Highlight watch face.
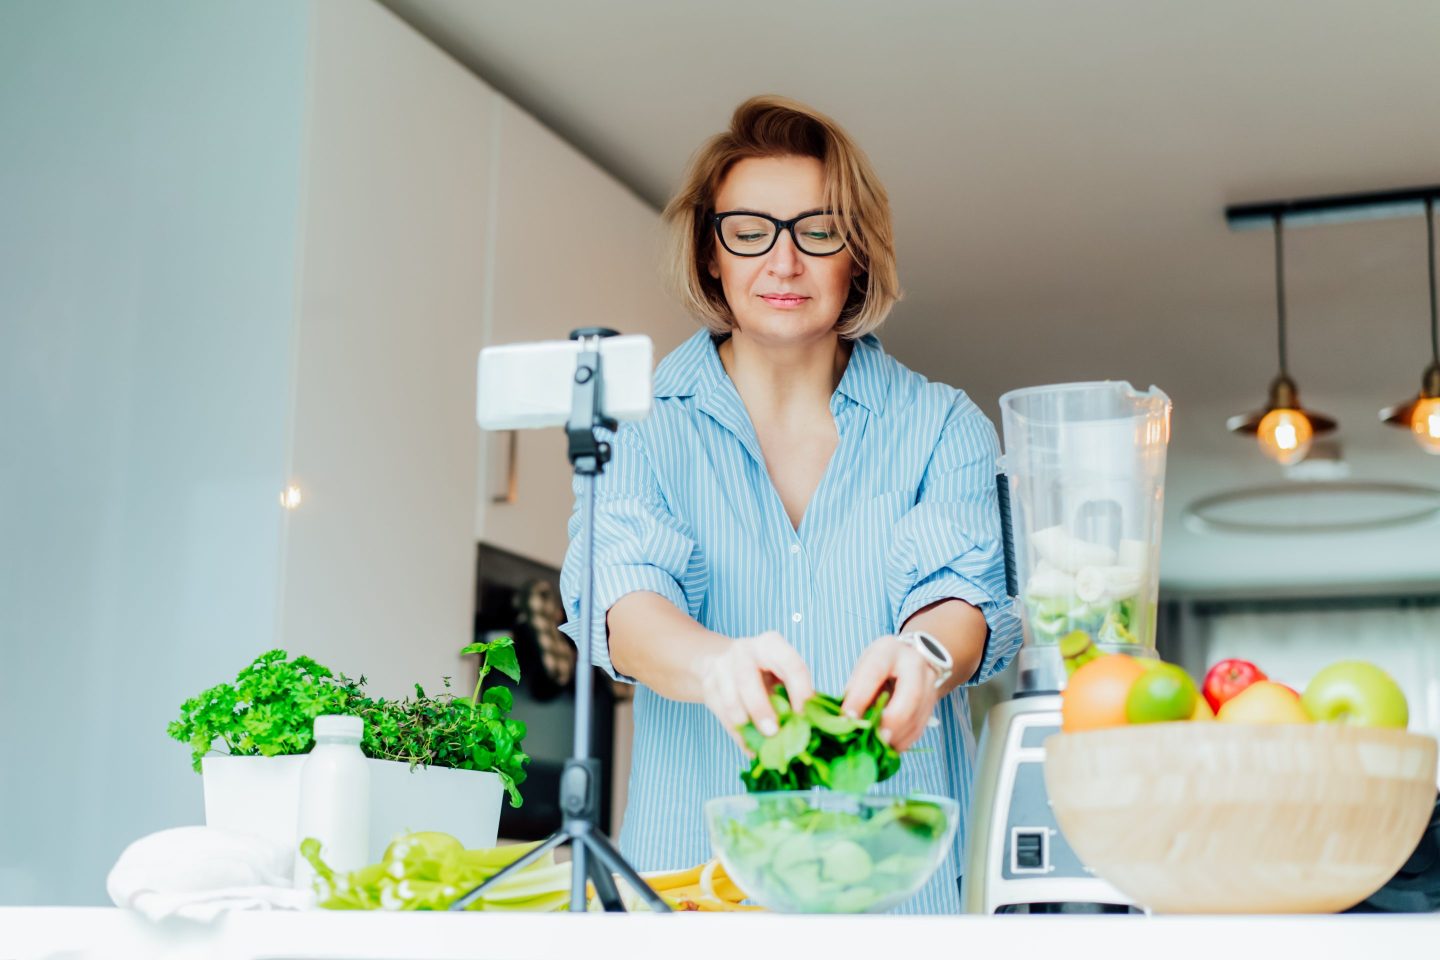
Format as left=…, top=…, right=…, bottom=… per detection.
left=914, top=632, right=952, bottom=668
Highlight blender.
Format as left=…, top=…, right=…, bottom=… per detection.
left=962, top=381, right=1171, bottom=914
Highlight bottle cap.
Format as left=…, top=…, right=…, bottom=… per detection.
left=313, top=714, right=364, bottom=741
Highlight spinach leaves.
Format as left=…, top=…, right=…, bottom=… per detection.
left=713, top=793, right=957, bottom=913
left=739, top=690, right=900, bottom=794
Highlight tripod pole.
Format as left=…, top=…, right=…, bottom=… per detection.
left=450, top=328, right=669, bottom=914
left=569, top=470, right=598, bottom=912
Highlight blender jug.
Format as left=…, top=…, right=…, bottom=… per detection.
left=963, top=380, right=1171, bottom=914
left=1000, top=381, right=1172, bottom=693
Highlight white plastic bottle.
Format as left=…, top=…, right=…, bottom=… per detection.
left=294, top=715, right=371, bottom=892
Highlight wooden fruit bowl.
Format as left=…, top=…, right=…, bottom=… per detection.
left=1043, top=723, right=1438, bottom=913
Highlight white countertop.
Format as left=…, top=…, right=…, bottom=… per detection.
left=3, top=908, right=1437, bottom=960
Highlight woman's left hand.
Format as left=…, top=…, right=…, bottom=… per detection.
left=841, top=636, right=941, bottom=752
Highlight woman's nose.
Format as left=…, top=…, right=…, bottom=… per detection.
left=766, top=229, right=803, bottom=278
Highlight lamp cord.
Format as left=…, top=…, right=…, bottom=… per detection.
left=1427, top=197, right=1437, bottom=366
left=1274, top=213, right=1289, bottom=377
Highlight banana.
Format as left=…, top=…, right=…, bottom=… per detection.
left=639, top=864, right=705, bottom=891
left=588, top=858, right=761, bottom=912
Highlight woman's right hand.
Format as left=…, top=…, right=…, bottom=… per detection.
left=697, top=630, right=815, bottom=746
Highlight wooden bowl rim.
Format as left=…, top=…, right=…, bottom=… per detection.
left=1048, top=723, right=1435, bottom=749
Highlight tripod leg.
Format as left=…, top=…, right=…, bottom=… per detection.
left=583, top=830, right=672, bottom=913
left=447, top=829, right=570, bottom=911
left=570, top=840, right=589, bottom=913
left=583, top=843, right=626, bottom=912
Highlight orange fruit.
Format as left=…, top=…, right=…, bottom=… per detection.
left=1061, top=654, right=1147, bottom=732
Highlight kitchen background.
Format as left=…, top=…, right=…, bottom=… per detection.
left=2, top=0, right=1438, bottom=907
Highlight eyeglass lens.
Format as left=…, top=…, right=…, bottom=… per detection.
left=718, top=213, right=845, bottom=256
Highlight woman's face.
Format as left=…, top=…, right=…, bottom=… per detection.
left=709, top=155, right=860, bottom=346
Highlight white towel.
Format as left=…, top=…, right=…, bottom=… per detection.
left=107, top=825, right=316, bottom=922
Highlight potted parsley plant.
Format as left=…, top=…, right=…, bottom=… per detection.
left=168, top=639, right=529, bottom=861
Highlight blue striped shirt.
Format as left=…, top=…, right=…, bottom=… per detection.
left=559, top=329, right=1022, bottom=914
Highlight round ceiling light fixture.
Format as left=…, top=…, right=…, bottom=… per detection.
left=1183, top=481, right=1440, bottom=535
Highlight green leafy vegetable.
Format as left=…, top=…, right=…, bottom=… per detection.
left=715, top=794, right=954, bottom=913
left=167, top=641, right=530, bottom=806
left=166, top=651, right=354, bottom=769
left=1024, top=592, right=1142, bottom=648
left=355, top=637, right=530, bottom=807
left=739, top=691, right=899, bottom=794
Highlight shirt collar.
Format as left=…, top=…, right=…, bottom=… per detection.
left=653, top=329, right=889, bottom=416
left=834, top=333, right=888, bottom=415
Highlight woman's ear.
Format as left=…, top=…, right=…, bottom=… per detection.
left=707, top=255, right=720, bottom=280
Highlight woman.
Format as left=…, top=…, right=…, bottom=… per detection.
left=559, top=95, right=1021, bottom=913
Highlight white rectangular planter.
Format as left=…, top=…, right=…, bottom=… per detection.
left=202, top=755, right=504, bottom=867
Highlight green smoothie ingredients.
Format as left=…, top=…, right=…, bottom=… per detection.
left=738, top=690, right=900, bottom=794
left=707, top=792, right=958, bottom=913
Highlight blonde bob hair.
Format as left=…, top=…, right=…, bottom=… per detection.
left=661, top=95, right=901, bottom=340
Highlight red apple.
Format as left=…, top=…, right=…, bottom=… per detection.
left=1202, top=658, right=1268, bottom=713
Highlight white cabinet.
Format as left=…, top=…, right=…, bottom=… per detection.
left=279, top=0, right=496, bottom=694
left=282, top=0, right=692, bottom=679
left=477, top=99, right=689, bottom=568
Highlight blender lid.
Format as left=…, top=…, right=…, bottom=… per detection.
left=1000, top=380, right=1171, bottom=417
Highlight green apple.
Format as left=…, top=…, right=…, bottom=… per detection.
left=1301, top=661, right=1409, bottom=729
left=1125, top=662, right=1198, bottom=724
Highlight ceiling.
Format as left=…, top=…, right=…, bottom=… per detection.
left=381, top=0, right=1440, bottom=592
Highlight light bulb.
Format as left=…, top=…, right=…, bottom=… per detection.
left=1256, top=408, right=1314, bottom=465
left=1411, top=397, right=1440, bottom=455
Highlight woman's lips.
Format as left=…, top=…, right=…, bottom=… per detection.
left=760, top=294, right=810, bottom=309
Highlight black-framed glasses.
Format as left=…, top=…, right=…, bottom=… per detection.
left=711, top=209, right=847, bottom=257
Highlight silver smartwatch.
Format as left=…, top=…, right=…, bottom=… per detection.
left=896, top=631, right=953, bottom=689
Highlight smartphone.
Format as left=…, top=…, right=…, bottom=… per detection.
left=476, top=334, right=654, bottom=431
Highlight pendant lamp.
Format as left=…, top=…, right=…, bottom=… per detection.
left=1227, top=214, right=1337, bottom=465
left=1378, top=197, right=1440, bottom=454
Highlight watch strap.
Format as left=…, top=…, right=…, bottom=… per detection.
left=897, top=631, right=953, bottom=689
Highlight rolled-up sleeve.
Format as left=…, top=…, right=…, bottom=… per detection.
left=558, top=422, right=707, bottom=683
left=885, top=399, right=1022, bottom=686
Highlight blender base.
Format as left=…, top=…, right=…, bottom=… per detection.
left=961, top=694, right=1143, bottom=915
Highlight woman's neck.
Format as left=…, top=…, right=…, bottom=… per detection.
left=717, top=329, right=852, bottom=425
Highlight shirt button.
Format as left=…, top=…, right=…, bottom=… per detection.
left=791, top=612, right=803, bottom=624
left=789, top=543, right=801, bottom=555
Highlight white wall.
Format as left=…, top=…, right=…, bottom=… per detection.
left=0, top=0, right=672, bottom=905
left=0, top=0, right=309, bottom=905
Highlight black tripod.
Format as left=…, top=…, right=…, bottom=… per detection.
left=451, top=328, right=670, bottom=914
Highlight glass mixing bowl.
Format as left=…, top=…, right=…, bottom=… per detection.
left=704, top=790, right=959, bottom=913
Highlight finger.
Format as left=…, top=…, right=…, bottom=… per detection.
left=735, top=662, right=780, bottom=737
left=892, top=706, right=934, bottom=753
left=704, top=671, right=751, bottom=745
left=842, top=640, right=897, bottom=717
left=755, top=637, right=815, bottom=711
left=881, top=654, right=930, bottom=744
